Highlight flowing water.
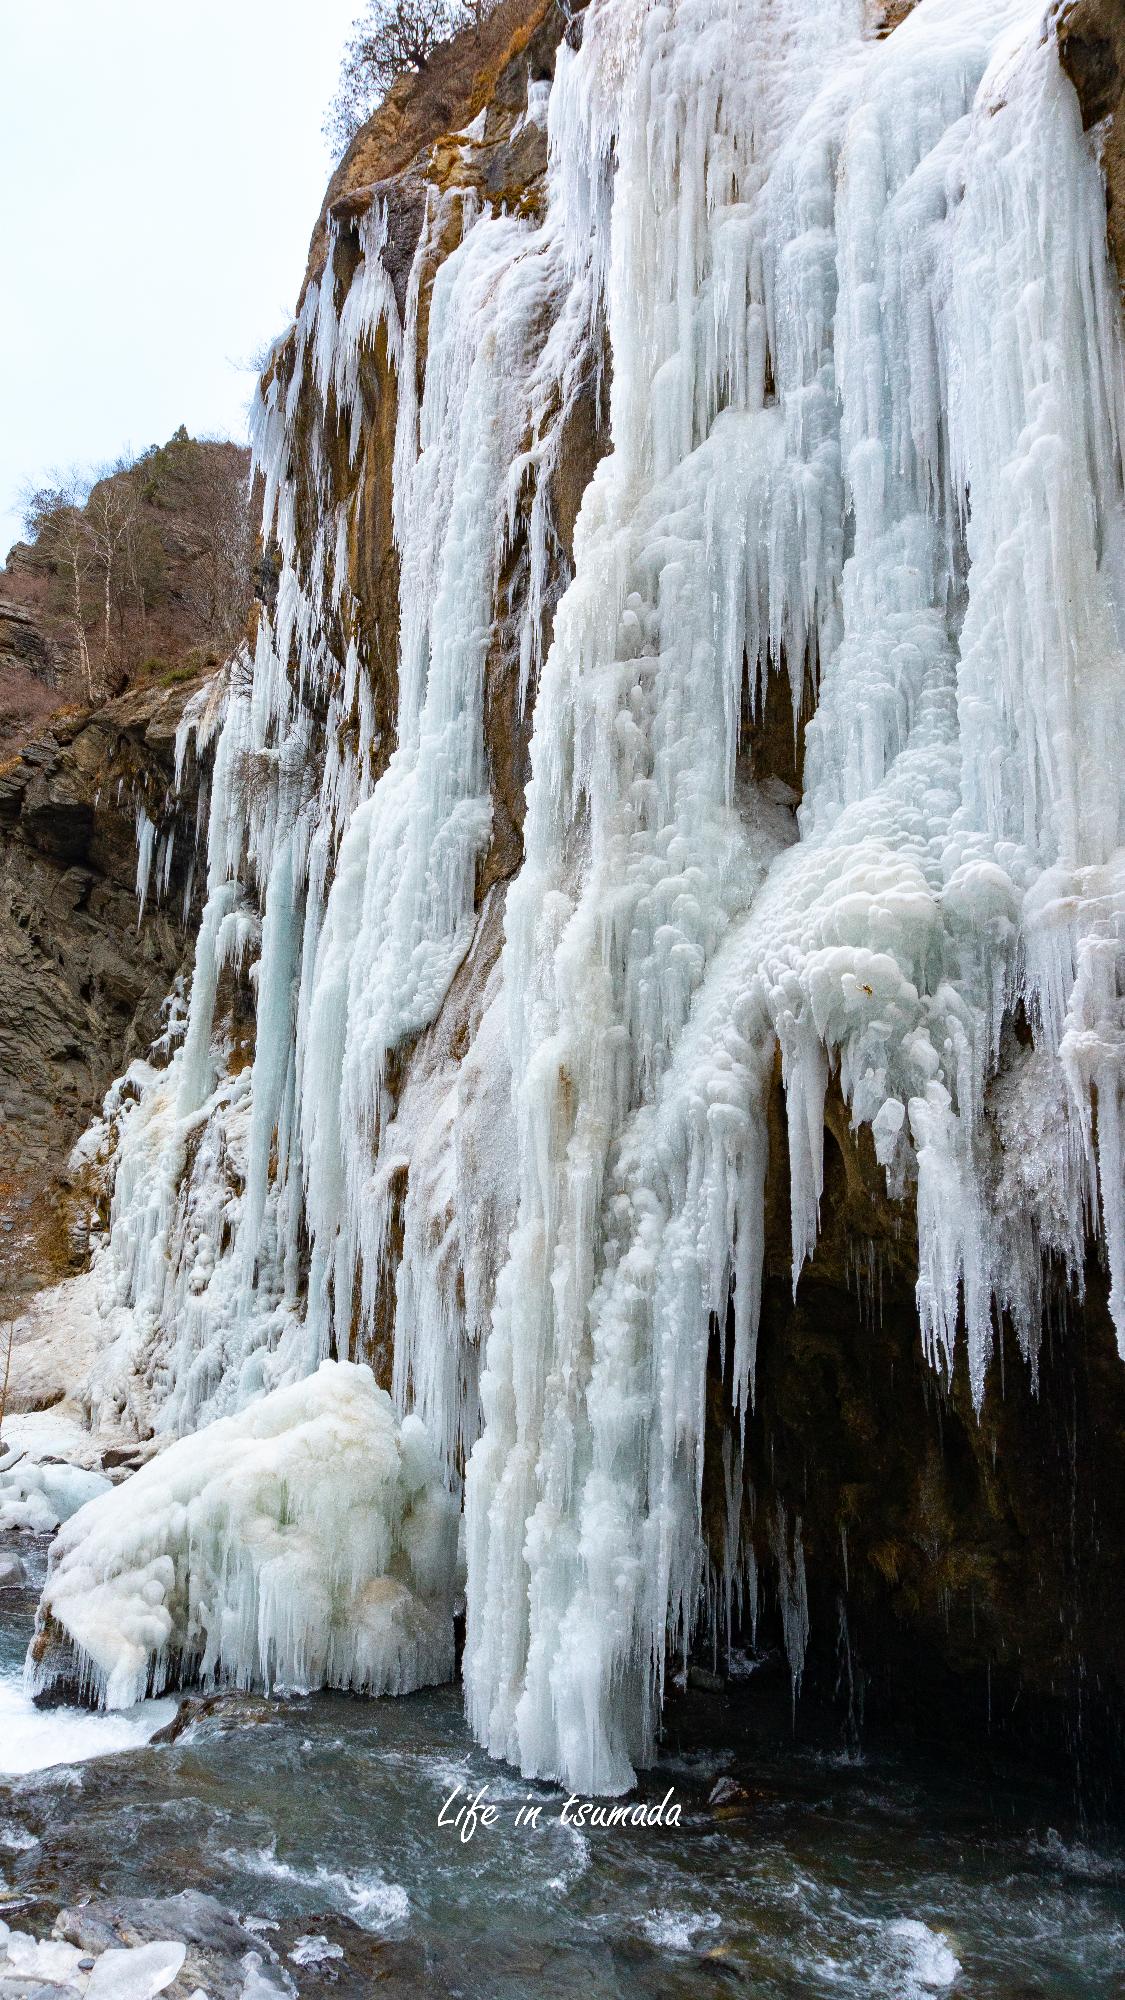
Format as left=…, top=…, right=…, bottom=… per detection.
left=2, top=1537, right=1123, bottom=1997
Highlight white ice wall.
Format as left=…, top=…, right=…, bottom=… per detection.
left=465, top=0, right=1125, bottom=1791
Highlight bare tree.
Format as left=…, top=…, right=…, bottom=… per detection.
left=324, top=0, right=477, bottom=155
left=178, top=445, right=252, bottom=648
left=22, top=474, right=96, bottom=698
left=86, top=468, right=142, bottom=680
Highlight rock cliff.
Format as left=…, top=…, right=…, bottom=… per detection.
left=0, top=680, right=205, bottom=1315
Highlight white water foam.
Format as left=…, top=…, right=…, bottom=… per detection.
left=0, top=1674, right=176, bottom=1777
left=224, top=1844, right=410, bottom=1929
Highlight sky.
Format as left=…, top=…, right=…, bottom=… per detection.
left=0, top=0, right=362, bottom=558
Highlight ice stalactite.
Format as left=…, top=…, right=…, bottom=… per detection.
left=61, top=0, right=1125, bottom=1791
left=297, top=194, right=587, bottom=1375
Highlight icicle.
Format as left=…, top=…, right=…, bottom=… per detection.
left=134, top=807, right=156, bottom=925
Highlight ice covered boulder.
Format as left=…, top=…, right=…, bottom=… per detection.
left=27, top=1360, right=460, bottom=1710
left=0, top=1451, right=111, bottom=1535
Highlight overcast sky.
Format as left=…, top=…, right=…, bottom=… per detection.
left=0, top=0, right=361, bottom=558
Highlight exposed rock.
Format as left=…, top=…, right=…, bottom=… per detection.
left=866, top=0, right=918, bottom=33
left=702, top=1068, right=1125, bottom=1795
left=53, top=1893, right=279, bottom=2000
left=303, top=0, right=570, bottom=294
left=0, top=679, right=205, bottom=1313
left=1058, top=0, right=1125, bottom=291
left=0, top=600, right=60, bottom=685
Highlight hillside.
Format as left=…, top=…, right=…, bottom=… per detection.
left=0, top=430, right=251, bottom=758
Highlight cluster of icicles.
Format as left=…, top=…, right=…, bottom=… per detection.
left=73, top=0, right=1125, bottom=1792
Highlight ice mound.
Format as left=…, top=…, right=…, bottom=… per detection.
left=28, top=1361, right=460, bottom=1710
left=0, top=1452, right=111, bottom=1535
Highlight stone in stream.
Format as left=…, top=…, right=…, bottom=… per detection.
left=53, top=1893, right=284, bottom=1999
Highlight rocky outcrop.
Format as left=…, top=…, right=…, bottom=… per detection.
left=0, top=431, right=251, bottom=754
left=1059, top=0, right=1125, bottom=292
left=304, top=0, right=566, bottom=293
left=0, top=680, right=205, bottom=1311
left=0, top=590, right=76, bottom=758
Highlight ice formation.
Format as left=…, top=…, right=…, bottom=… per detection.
left=58, top=0, right=1125, bottom=1791
left=0, top=1925, right=189, bottom=2000
left=0, top=1453, right=109, bottom=1536
left=31, top=1361, right=459, bottom=1709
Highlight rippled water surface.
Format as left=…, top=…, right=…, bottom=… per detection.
left=2, top=1534, right=1123, bottom=1997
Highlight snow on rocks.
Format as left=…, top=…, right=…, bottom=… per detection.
left=0, top=1453, right=110, bottom=1536
left=0, top=1892, right=299, bottom=2000
left=28, top=1361, right=459, bottom=1711
left=0, top=1273, right=109, bottom=1436
left=0, top=1922, right=186, bottom=2000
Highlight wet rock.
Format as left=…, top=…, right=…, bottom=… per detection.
left=687, top=1665, right=726, bottom=1695
left=148, top=1688, right=279, bottom=1745
left=55, top=1893, right=278, bottom=2000
left=288, top=1935, right=344, bottom=1967
left=706, top=1776, right=758, bottom=1820
left=26, top=1611, right=83, bottom=1706
left=271, top=1915, right=427, bottom=1999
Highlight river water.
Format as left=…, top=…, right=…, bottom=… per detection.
left=1, top=1534, right=1123, bottom=1997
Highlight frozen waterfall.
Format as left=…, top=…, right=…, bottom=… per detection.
left=60, top=0, right=1125, bottom=1792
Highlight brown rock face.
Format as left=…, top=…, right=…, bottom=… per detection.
left=304, top=0, right=567, bottom=295
left=0, top=679, right=205, bottom=1311
left=704, top=1071, right=1125, bottom=1800
left=0, top=590, right=78, bottom=757
left=1059, top=0, right=1125, bottom=292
